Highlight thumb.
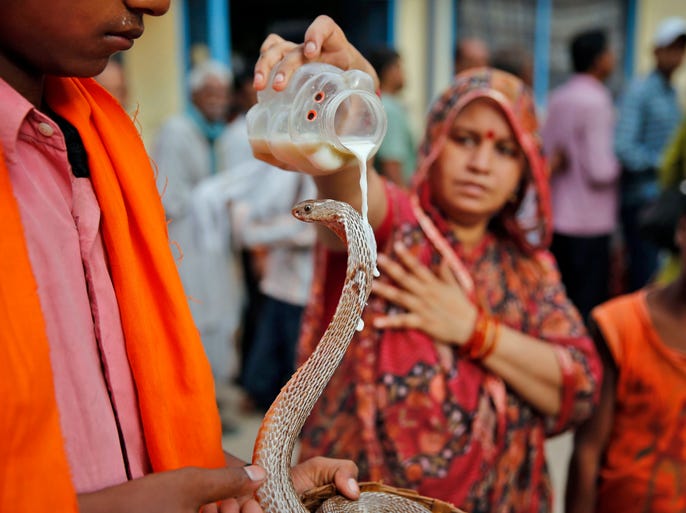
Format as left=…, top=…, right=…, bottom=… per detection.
left=195, top=465, right=266, bottom=506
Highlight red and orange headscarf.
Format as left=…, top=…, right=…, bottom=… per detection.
left=409, top=68, right=552, bottom=296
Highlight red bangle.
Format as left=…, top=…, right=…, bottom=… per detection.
left=479, top=320, right=500, bottom=360
left=460, top=307, right=500, bottom=360
left=460, top=307, right=486, bottom=358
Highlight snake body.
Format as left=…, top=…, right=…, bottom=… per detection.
left=252, top=199, right=430, bottom=513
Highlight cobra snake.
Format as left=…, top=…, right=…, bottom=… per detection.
left=252, top=199, right=431, bottom=513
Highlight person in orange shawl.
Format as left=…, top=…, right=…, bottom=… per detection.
left=253, top=16, right=602, bottom=513
left=566, top=184, right=686, bottom=512
left=0, top=1, right=361, bottom=512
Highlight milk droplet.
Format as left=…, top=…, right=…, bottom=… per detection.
left=356, top=318, right=365, bottom=331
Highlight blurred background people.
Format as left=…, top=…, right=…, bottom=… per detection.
left=225, top=57, right=259, bottom=126
left=202, top=56, right=318, bottom=414
left=366, top=46, right=417, bottom=187
left=215, top=63, right=266, bottom=392
left=94, top=56, right=129, bottom=109
left=614, top=16, right=686, bottom=292
left=453, top=36, right=490, bottom=75
left=217, top=65, right=258, bottom=171
left=153, top=60, right=239, bottom=386
left=491, top=45, right=534, bottom=88
left=233, top=171, right=317, bottom=412
left=565, top=181, right=686, bottom=513
left=542, top=28, right=620, bottom=322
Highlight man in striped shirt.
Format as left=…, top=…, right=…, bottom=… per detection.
left=615, top=16, right=686, bottom=292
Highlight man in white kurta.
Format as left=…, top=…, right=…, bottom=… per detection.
left=153, top=60, right=239, bottom=384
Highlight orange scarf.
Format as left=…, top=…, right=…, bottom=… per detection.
left=0, top=77, right=225, bottom=510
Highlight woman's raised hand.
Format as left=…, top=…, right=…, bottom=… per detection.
left=253, top=15, right=378, bottom=92
left=371, top=242, right=479, bottom=346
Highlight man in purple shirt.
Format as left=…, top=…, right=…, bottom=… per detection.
left=542, top=28, right=620, bottom=321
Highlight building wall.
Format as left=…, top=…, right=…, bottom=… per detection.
left=429, top=0, right=457, bottom=101
left=395, top=0, right=432, bottom=141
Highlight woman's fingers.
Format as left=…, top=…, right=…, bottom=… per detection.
left=372, top=244, right=477, bottom=341
left=258, top=33, right=285, bottom=55
left=375, top=254, right=423, bottom=296
left=253, top=36, right=299, bottom=90
left=371, top=280, right=422, bottom=313
left=253, top=14, right=376, bottom=93
left=253, top=15, right=336, bottom=91
left=392, top=242, right=441, bottom=283
left=373, top=310, right=424, bottom=330
left=375, top=245, right=439, bottom=299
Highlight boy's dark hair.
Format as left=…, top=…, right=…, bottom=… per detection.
left=570, top=29, right=607, bottom=73
left=365, top=46, right=400, bottom=80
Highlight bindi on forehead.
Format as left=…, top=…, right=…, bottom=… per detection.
left=484, top=129, right=495, bottom=140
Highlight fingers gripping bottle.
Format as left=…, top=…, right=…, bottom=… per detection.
left=246, top=63, right=387, bottom=174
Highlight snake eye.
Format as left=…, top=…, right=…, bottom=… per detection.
left=304, top=204, right=313, bottom=213
left=306, top=109, right=317, bottom=121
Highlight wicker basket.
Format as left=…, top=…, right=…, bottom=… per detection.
left=301, top=481, right=466, bottom=513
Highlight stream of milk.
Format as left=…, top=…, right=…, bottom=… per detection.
left=340, top=137, right=380, bottom=280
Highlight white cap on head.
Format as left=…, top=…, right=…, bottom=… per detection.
left=188, top=60, right=233, bottom=93
left=653, top=16, right=686, bottom=48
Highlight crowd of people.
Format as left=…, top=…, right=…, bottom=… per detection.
left=1, top=1, right=686, bottom=512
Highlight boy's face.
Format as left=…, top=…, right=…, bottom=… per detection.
left=0, top=0, right=169, bottom=79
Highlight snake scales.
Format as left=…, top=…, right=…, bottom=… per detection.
left=252, top=199, right=432, bottom=513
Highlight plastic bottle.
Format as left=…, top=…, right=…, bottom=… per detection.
left=246, top=63, right=387, bottom=174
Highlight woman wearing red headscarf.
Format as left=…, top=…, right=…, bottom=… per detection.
left=254, top=16, right=602, bottom=513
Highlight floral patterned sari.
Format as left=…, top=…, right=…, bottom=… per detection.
left=298, top=69, right=601, bottom=513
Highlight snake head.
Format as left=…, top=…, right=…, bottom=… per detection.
left=292, top=199, right=348, bottom=223
left=291, top=199, right=320, bottom=221
left=292, top=198, right=356, bottom=245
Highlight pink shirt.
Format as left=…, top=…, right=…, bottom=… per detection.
left=542, top=74, right=620, bottom=236
left=0, top=78, right=150, bottom=492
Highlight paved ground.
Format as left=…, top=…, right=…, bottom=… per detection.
left=217, top=382, right=264, bottom=463
left=217, top=382, right=573, bottom=513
